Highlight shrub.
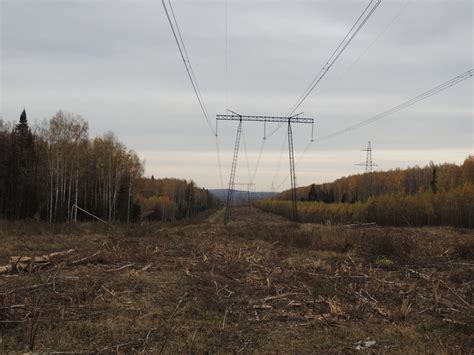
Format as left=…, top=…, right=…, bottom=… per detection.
left=360, top=232, right=417, bottom=261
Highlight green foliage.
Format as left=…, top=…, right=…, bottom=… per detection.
left=0, top=110, right=38, bottom=219
left=307, top=183, right=317, bottom=201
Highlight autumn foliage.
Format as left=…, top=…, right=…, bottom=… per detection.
left=0, top=110, right=217, bottom=222
left=135, top=177, right=219, bottom=221
left=257, top=157, right=474, bottom=227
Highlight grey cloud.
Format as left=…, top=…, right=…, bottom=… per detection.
left=1, top=0, right=472, bottom=188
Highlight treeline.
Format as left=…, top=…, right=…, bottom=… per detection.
left=0, top=110, right=217, bottom=222
left=0, top=110, right=143, bottom=222
left=257, top=182, right=473, bottom=227
left=260, top=157, right=474, bottom=227
left=278, top=157, right=473, bottom=203
left=135, top=177, right=219, bottom=221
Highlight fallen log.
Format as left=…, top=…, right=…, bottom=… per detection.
left=0, top=249, right=75, bottom=275
left=0, top=264, right=14, bottom=274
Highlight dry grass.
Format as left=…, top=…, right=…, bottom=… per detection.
left=0, top=208, right=473, bottom=353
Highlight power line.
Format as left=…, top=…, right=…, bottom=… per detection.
left=168, top=0, right=209, bottom=119
left=241, top=128, right=252, bottom=185
left=163, top=0, right=225, bottom=189
left=217, top=113, right=314, bottom=222
left=274, top=69, right=473, bottom=190
left=275, top=139, right=311, bottom=191
left=271, top=134, right=288, bottom=190
left=250, top=139, right=266, bottom=185
left=225, top=0, right=229, bottom=109
left=269, top=0, right=408, bottom=190
left=215, top=135, right=224, bottom=188
left=223, top=0, right=267, bottom=189
left=315, top=69, right=474, bottom=142
left=270, top=0, right=388, bottom=190
left=266, top=0, right=381, bottom=139
left=277, top=0, right=403, bottom=182
left=339, top=0, right=412, bottom=78
left=289, top=0, right=381, bottom=116
left=162, top=0, right=216, bottom=136
left=268, top=115, right=311, bottom=191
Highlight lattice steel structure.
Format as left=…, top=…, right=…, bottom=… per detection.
left=217, top=111, right=314, bottom=224
left=356, top=141, right=377, bottom=172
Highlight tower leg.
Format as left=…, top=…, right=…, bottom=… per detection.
left=288, top=121, right=298, bottom=221
left=224, top=120, right=242, bottom=224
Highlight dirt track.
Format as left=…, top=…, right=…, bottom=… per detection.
left=0, top=207, right=473, bottom=352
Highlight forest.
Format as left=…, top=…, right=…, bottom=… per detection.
left=135, top=177, right=219, bottom=221
left=258, top=157, right=474, bottom=227
left=0, top=110, right=217, bottom=222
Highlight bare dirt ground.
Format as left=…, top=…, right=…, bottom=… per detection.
left=1, top=207, right=473, bottom=353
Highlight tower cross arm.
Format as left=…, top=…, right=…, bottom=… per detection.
left=218, top=111, right=314, bottom=223
left=355, top=162, right=378, bottom=166
left=216, top=114, right=314, bottom=124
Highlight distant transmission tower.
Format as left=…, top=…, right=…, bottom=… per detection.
left=356, top=141, right=377, bottom=172
left=217, top=111, right=314, bottom=224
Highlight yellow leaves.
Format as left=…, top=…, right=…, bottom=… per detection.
left=257, top=181, right=474, bottom=227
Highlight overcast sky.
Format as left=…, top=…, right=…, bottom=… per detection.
left=1, top=0, right=473, bottom=190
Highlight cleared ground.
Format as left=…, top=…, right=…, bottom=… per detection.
left=1, top=207, right=473, bottom=353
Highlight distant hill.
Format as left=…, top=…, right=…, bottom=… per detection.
left=209, top=189, right=275, bottom=203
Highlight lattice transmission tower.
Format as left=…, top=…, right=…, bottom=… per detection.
left=217, top=111, right=314, bottom=224
left=356, top=141, right=377, bottom=172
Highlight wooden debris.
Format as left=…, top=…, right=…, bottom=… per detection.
left=106, top=263, right=135, bottom=273
left=68, top=251, right=100, bottom=265
left=0, top=249, right=75, bottom=275
left=0, top=264, right=13, bottom=274
left=140, top=263, right=153, bottom=272
left=259, top=292, right=304, bottom=303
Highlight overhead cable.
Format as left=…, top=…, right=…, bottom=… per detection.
left=266, top=0, right=381, bottom=139
left=274, top=69, right=474, bottom=189
left=162, top=0, right=216, bottom=136
left=315, top=69, right=474, bottom=142
left=339, top=0, right=412, bottom=77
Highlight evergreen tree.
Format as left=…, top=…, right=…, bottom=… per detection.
left=0, top=121, right=10, bottom=217
left=307, top=183, right=317, bottom=201
left=7, top=110, right=37, bottom=218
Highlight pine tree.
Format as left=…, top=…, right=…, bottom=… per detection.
left=307, top=184, right=317, bottom=201
left=7, top=109, right=37, bottom=218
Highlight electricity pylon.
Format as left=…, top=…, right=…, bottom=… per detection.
left=355, top=140, right=378, bottom=199
left=217, top=110, right=314, bottom=224
left=356, top=141, right=377, bottom=172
